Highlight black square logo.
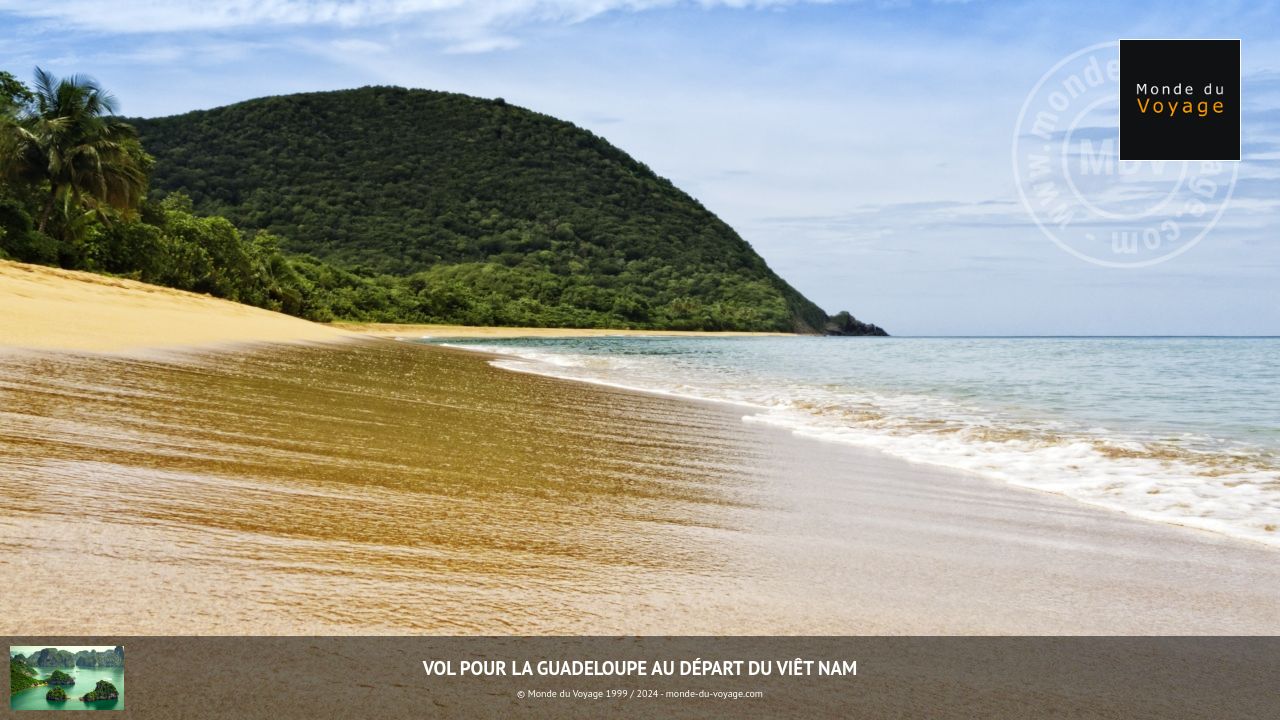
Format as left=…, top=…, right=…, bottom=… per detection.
left=1120, top=39, right=1240, bottom=160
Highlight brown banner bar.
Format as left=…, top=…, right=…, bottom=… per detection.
left=5, top=637, right=1278, bottom=719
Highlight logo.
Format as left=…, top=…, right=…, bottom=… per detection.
left=1120, top=39, right=1240, bottom=161
left=1012, top=41, right=1238, bottom=267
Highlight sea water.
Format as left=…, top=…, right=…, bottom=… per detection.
left=9, top=665, right=123, bottom=711
left=431, top=336, right=1280, bottom=547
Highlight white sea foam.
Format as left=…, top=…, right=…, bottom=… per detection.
left=441, top=340, right=1280, bottom=548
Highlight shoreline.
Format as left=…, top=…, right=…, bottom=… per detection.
left=1, top=338, right=1278, bottom=634
left=1, top=264, right=1277, bottom=634
left=0, top=260, right=795, bottom=354
left=336, top=322, right=797, bottom=340
left=458, top=340, right=1280, bottom=548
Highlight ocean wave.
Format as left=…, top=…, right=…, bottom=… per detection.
left=440, top=341, right=1280, bottom=548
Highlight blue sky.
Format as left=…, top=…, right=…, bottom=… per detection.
left=2, top=0, right=1278, bottom=334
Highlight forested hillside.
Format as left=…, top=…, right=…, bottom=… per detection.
left=3, top=69, right=883, bottom=333
left=130, top=87, right=831, bottom=331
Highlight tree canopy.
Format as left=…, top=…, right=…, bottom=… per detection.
left=7, top=69, right=148, bottom=239
left=131, top=86, right=831, bottom=331
left=2, top=71, right=883, bottom=333
left=81, top=679, right=118, bottom=701
left=9, top=657, right=39, bottom=694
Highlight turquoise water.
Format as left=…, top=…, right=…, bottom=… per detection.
left=10, top=665, right=123, bottom=711
left=430, top=336, right=1280, bottom=546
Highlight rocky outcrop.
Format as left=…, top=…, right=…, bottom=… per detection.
left=81, top=680, right=119, bottom=702
left=27, top=647, right=123, bottom=669
left=74, top=649, right=124, bottom=668
left=825, top=310, right=889, bottom=336
left=26, top=648, right=76, bottom=668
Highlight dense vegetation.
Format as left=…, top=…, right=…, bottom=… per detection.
left=82, top=679, right=118, bottom=701
left=130, top=86, right=839, bottom=331
left=46, top=670, right=74, bottom=685
left=46, top=686, right=67, bottom=702
left=828, top=310, right=887, bottom=336
left=9, top=657, right=38, bottom=694
left=75, top=647, right=124, bottom=668
left=17, top=646, right=123, bottom=669
left=19, top=647, right=76, bottom=668
left=2, top=69, right=883, bottom=333
left=0, top=69, right=386, bottom=323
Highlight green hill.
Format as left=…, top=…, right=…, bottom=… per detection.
left=130, top=87, right=832, bottom=332
left=10, top=657, right=39, bottom=694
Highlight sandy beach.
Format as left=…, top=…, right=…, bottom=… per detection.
left=0, top=260, right=352, bottom=351
left=0, top=260, right=789, bottom=352
left=1, top=262, right=1278, bottom=635
left=337, top=322, right=795, bottom=339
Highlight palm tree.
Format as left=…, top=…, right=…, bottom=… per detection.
left=0, top=71, right=30, bottom=188
left=4, top=67, right=147, bottom=237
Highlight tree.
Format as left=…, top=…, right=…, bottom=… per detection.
left=3, top=68, right=148, bottom=240
left=82, top=679, right=118, bottom=701
left=825, top=310, right=889, bottom=337
left=9, top=658, right=40, bottom=694
left=0, top=70, right=32, bottom=116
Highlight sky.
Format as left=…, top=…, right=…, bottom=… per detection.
left=10, top=646, right=117, bottom=656
left=1, top=0, right=1278, bottom=335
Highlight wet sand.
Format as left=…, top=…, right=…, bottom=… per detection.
left=1, top=338, right=1277, bottom=635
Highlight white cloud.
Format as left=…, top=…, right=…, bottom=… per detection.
left=442, top=36, right=523, bottom=54
left=330, top=38, right=390, bottom=54
left=0, top=1, right=825, bottom=36
left=0, top=1, right=839, bottom=58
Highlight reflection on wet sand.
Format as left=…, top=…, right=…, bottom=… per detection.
left=4, top=338, right=1280, bottom=636
left=0, top=339, right=768, bottom=633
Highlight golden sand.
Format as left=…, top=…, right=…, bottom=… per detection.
left=2, top=338, right=1279, bottom=635
left=0, top=260, right=352, bottom=352
left=0, top=260, right=791, bottom=354
left=338, top=322, right=795, bottom=339
left=2, top=263, right=1278, bottom=635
